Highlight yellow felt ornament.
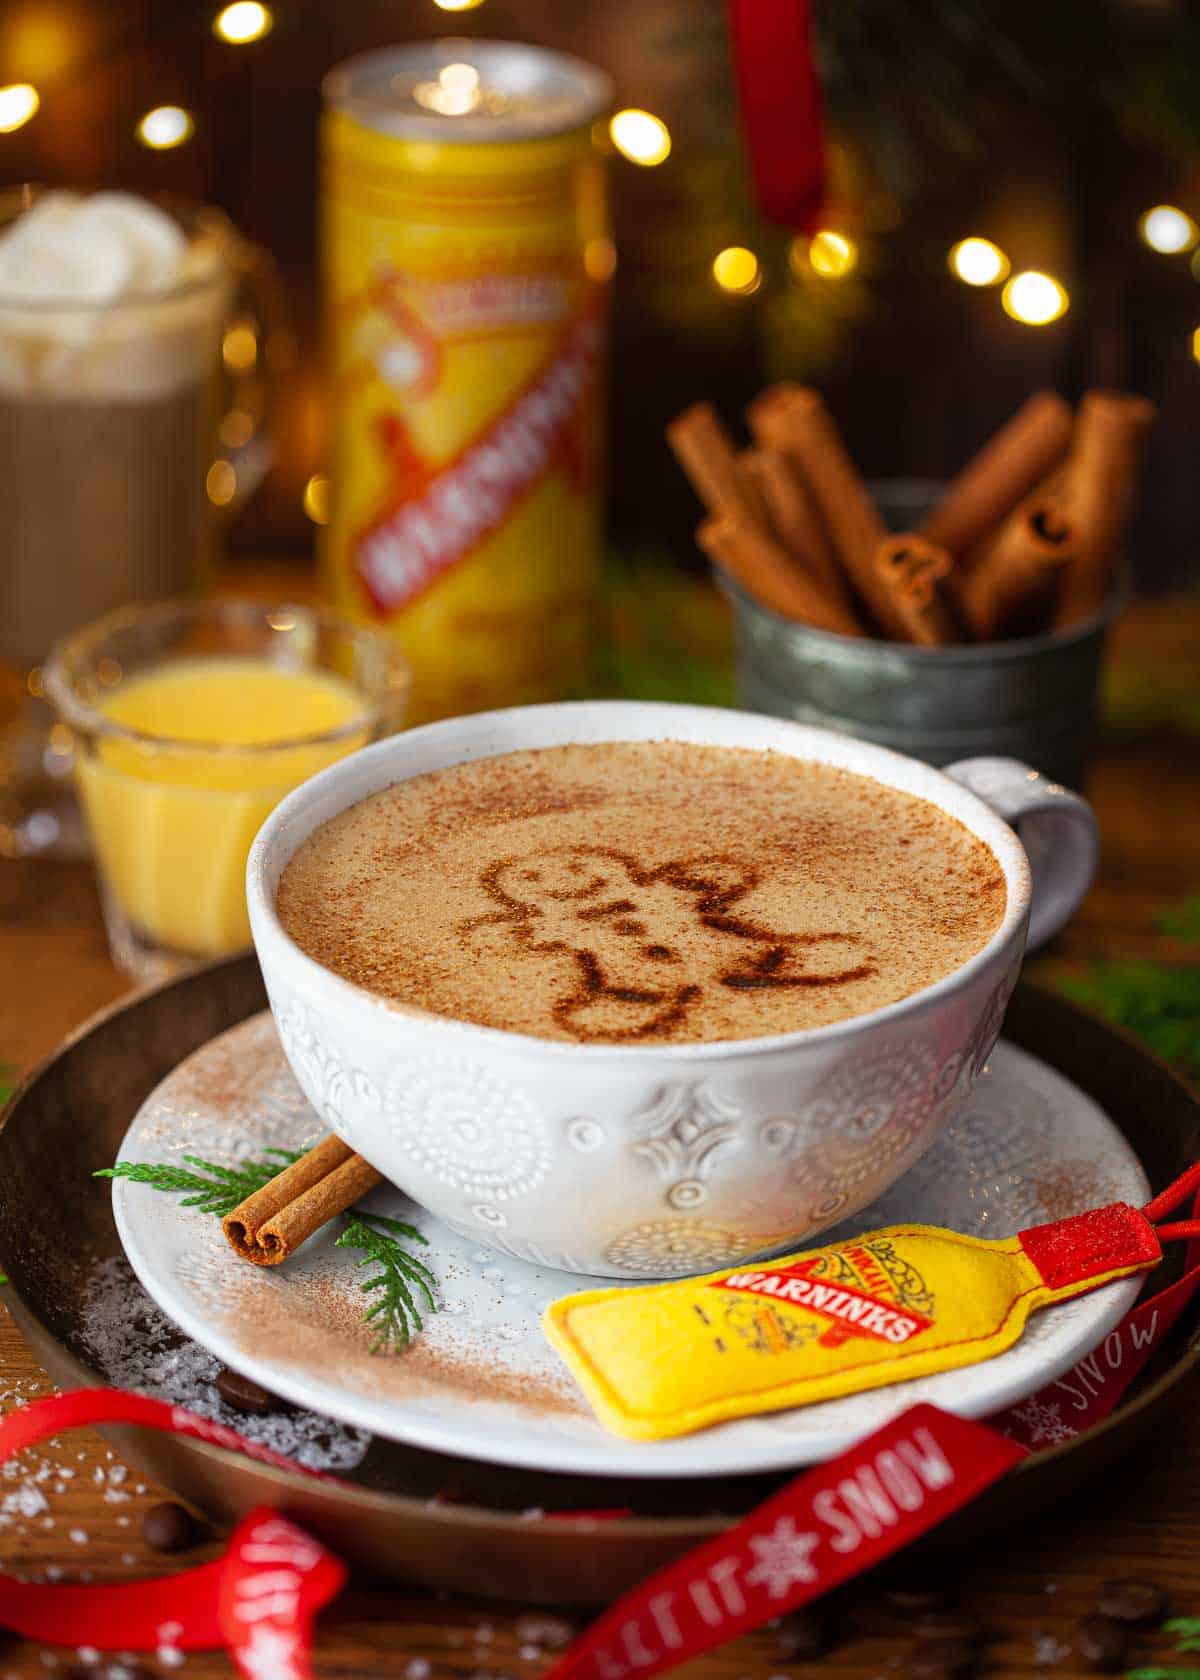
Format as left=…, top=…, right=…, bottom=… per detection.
left=543, top=1203, right=1165, bottom=1441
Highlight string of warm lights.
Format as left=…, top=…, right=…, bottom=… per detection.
left=0, top=0, right=1193, bottom=520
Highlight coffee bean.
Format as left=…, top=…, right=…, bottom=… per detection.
left=142, top=1499, right=200, bottom=1553
left=913, top=1610, right=982, bottom=1645
left=215, top=1365, right=284, bottom=1414
left=1078, top=1613, right=1129, bottom=1672
left=1095, top=1579, right=1168, bottom=1626
left=907, top=1636, right=976, bottom=1678
left=777, top=1606, right=834, bottom=1658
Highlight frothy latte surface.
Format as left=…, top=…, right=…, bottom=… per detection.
left=276, top=742, right=1007, bottom=1044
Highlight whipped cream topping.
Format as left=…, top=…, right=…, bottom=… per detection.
left=0, top=192, right=230, bottom=398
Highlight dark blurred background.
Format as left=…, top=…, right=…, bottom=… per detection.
left=2, top=0, right=1199, bottom=594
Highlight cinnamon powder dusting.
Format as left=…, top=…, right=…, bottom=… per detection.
left=276, top=742, right=1007, bottom=1044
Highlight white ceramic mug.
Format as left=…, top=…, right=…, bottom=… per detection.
left=247, top=702, right=1097, bottom=1278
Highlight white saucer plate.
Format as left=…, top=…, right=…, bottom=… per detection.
left=112, top=1013, right=1148, bottom=1479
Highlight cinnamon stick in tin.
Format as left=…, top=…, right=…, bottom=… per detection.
left=919, top=391, right=1075, bottom=557
left=223, top=1133, right=383, bottom=1266
left=697, top=513, right=866, bottom=637
left=748, top=385, right=912, bottom=638
left=955, top=496, right=1076, bottom=640
left=1054, top=391, right=1156, bottom=630
left=667, top=401, right=764, bottom=522
left=738, top=446, right=853, bottom=608
left=872, top=534, right=960, bottom=646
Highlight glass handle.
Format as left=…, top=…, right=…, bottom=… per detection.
left=209, top=226, right=291, bottom=517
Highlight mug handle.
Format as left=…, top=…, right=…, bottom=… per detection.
left=943, top=757, right=1099, bottom=952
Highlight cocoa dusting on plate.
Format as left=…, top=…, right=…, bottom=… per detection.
left=220, top=1269, right=585, bottom=1420
left=1029, top=1160, right=1125, bottom=1222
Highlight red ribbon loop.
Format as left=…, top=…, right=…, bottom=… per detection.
left=726, top=0, right=826, bottom=230
left=0, top=1390, right=345, bottom=1679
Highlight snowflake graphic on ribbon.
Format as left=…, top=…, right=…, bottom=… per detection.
left=744, top=1516, right=821, bottom=1599
left=1010, top=1397, right=1076, bottom=1445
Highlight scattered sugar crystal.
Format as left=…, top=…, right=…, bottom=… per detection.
left=519, top=1646, right=541, bottom=1661
left=69, top=1528, right=87, bottom=1544
left=122, top=1553, right=136, bottom=1565
left=4, top=1483, right=47, bottom=1517
left=404, top=1663, right=432, bottom=1680
left=515, top=1615, right=573, bottom=1649
left=44, top=1565, right=62, bottom=1581
left=157, top=1646, right=184, bottom=1669
left=475, top=1626, right=494, bottom=1644
left=78, top=1256, right=371, bottom=1472
left=108, top=1464, right=127, bottom=1485
left=1033, top=1634, right=1070, bottom=1665
left=76, top=1650, right=100, bottom=1665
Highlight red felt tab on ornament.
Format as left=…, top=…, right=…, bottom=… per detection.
left=1018, top=1203, right=1160, bottom=1291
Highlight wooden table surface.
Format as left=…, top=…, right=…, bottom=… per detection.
left=1, top=596, right=1198, bottom=1679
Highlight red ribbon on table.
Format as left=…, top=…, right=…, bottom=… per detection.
left=1, top=1184, right=1198, bottom=1674
left=0, top=1391, right=345, bottom=1679
left=726, top=0, right=826, bottom=230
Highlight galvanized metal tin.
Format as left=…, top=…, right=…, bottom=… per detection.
left=730, top=480, right=1115, bottom=788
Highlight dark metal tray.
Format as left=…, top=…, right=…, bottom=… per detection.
left=1, top=956, right=1197, bottom=1604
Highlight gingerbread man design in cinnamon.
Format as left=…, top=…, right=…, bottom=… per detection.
left=459, top=845, right=877, bottom=1042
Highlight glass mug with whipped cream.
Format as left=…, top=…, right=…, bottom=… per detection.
left=0, top=186, right=281, bottom=858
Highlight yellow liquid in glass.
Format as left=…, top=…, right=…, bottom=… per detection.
left=77, top=658, right=370, bottom=957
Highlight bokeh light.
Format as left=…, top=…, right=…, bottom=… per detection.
left=1001, top=271, right=1069, bottom=326
left=414, top=62, right=482, bottom=116
left=136, top=105, right=194, bottom=149
left=432, top=0, right=486, bottom=11
left=222, top=321, right=258, bottom=373
left=206, top=460, right=237, bottom=506
left=712, top=246, right=761, bottom=295
left=608, top=108, right=671, bottom=167
left=807, top=230, right=858, bottom=278
left=948, top=237, right=1009, bottom=287
left=0, top=84, right=39, bottom=133
left=303, top=473, right=330, bottom=525
left=214, top=3, right=274, bottom=43
left=1139, top=205, right=1198, bottom=255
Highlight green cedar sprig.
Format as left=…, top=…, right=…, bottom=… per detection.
left=337, top=1212, right=437, bottom=1351
left=96, top=1150, right=306, bottom=1217
left=95, top=1150, right=438, bottom=1352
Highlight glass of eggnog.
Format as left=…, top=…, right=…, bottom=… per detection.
left=44, top=598, right=409, bottom=981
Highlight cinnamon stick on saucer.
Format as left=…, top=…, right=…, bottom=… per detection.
left=872, top=535, right=960, bottom=646
left=666, top=401, right=765, bottom=523
left=1054, top=390, right=1156, bottom=631
left=919, top=391, right=1075, bottom=558
left=222, top=1134, right=382, bottom=1266
left=747, top=385, right=923, bottom=640
left=697, top=513, right=865, bottom=637
left=955, top=495, right=1076, bottom=640
left=738, top=446, right=853, bottom=608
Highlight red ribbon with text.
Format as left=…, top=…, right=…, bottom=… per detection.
left=1, top=1170, right=1198, bottom=1673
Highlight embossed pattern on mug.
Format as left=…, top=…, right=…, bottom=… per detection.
left=277, top=742, right=1007, bottom=1044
